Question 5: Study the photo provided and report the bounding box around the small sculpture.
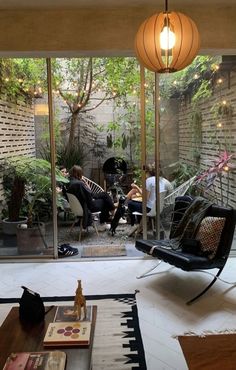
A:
[73,280,87,320]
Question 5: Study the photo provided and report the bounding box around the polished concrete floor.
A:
[1,256,236,369]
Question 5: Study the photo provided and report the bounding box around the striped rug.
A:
[0,293,146,370]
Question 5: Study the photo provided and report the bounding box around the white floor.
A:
[1,257,236,369]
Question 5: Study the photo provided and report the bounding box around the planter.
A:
[16,222,46,255]
[2,217,28,235]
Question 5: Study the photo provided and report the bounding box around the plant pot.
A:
[16,222,46,255]
[2,217,28,235]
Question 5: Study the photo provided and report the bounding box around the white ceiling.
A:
[0,0,234,9]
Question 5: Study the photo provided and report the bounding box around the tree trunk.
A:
[68,112,79,148]
[8,177,25,221]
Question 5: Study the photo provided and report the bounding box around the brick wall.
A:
[0,100,35,202]
[178,71,236,208]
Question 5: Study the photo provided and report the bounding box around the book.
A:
[3,351,66,370]
[43,321,91,347]
[54,305,92,322]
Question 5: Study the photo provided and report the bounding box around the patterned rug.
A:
[81,245,127,257]
[0,293,146,370]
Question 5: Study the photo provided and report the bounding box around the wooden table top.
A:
[0,306,97,370]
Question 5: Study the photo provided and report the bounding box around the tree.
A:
[0,58,46,103]
[51,57,140,149]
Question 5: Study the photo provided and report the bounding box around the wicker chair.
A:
[164,176,196,208]
[82,176,104,194]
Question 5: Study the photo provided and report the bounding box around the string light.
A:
[5,78,9,82]
[194,74,199,79]
[217,78,223,84]
[223,165,229,172]
[222,100,227,105]
[217,122,222,128]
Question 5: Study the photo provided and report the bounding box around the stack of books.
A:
[3,351,66,370]
[43,305,93,348]
[2,305,94,370]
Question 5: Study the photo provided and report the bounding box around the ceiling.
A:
[0,0,235,56]
[0,0,235,9]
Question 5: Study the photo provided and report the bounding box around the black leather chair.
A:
[135,201,236,304]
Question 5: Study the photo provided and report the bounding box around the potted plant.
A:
[1,157,29,235]
[1,156,68,254]
[195,150,235,206]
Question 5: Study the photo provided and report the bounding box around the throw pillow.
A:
[196,217,225,259]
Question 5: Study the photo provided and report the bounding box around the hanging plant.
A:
[106,134,113,148]
[190,109,202,144]
[122,133,128,149]
[211,101,233,119]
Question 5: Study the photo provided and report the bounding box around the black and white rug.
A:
[0,293,147,370]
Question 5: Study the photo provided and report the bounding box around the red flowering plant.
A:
[195,150,235,206]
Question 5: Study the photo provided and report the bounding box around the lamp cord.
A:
[165,0,168,12]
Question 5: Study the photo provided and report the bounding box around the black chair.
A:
[135,201,236,304]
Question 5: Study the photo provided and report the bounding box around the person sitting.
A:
[67,165,115,231]
[127,164,173,234]
[56,165,70,214]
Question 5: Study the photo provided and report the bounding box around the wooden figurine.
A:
[73,280,87,320]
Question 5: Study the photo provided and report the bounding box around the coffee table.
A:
[0,305,97,370]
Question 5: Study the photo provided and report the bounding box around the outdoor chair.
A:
[160,176,197,235]
[67,193,100,242]
[131,176,196,237]
[82,176,104,194]
[135,200,236,305]
[132,190,167,236]
[164,176,196,208]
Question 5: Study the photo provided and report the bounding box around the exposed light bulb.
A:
[160,21,176,50]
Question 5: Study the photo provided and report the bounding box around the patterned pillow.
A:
[196,217,225,259]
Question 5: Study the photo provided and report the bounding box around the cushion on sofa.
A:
[196,217,225,259]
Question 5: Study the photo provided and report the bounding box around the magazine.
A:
[54,305,92,322]
[3,351,66,370]
[43,321,91,347]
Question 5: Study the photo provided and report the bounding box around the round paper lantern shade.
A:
[135,12,200,73]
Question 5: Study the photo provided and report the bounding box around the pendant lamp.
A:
[135,0,200,73]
